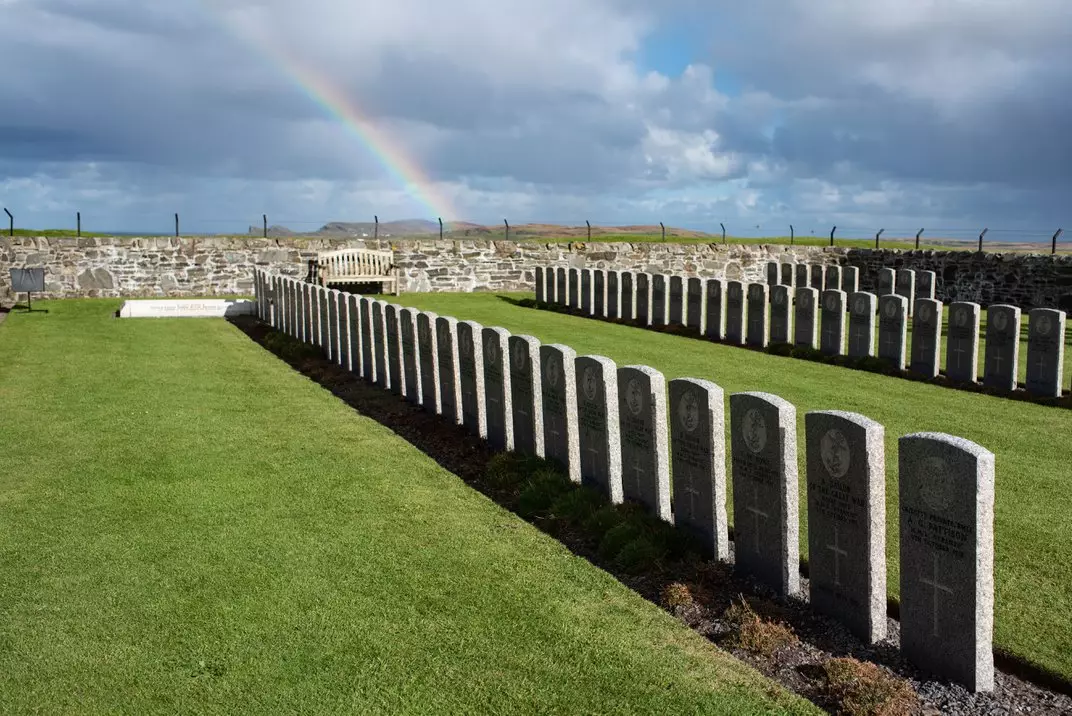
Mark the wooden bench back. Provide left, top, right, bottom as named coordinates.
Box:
left=318, top=248, right=395, bottom=278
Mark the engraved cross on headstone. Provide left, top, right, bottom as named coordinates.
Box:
left=920, top=554, right=954, bottom=637
left=681, top=469, right=702, bottom=518
left=630, top=458, right=645, bottom=494
left=826, top=524, right=849, bottom=586
left=746, top=482, right=769, bottom=554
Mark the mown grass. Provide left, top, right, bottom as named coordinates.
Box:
left=0, top=300, right=818, bottom=715
left=385, top=291, right=1072, bottom=683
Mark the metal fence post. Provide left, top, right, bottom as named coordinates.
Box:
left=77, top=212, right=81, bottom=237
left=978, top=228, right=988, bottom=252
left=829, top=225, right=837, bottom=247
left=586, top=220, right=591, bottom=242
left=660, top=222, right=665, bottom=241
left=916, top=228, right=924, bottom=249
left=720, top=222, right=726, bottom=244
left=175, top=213, right=179, bottom=237
left=875, top=228, right=884, bottom=249
left=504, top=219, right=509, bottom=241
left=263, top=214, right=268, bottom=238
left=4, top=208, right=12, bottom=236
left=1052, top=229, right=1063, bottom=255
left=789, top=224, right=794, bottom=245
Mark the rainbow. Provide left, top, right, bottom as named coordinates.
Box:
left=199, top=2, right=457, bottom=221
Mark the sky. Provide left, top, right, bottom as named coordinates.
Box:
left=1, top=0, right=1071, bottom=239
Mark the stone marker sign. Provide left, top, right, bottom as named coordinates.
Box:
left=117, top=298, right=256, bottom=318
left=1025, top=308, right=1066, bottom=398
left=456, top=320, right=487, bottom=438
left=417, top=311, right=441, bottom=413
left=806, top=410, right=887, bottom=644
left=946, top=302, right=981, bottom=383
left=541, top=344, right=581, bottom=484
left=482, top=327, right=514, bottom=451
left=618, top=366, right=671, bottom=521
left=983, top=305, right=1021, bottom=391
left=576, top=355, right=623, bottom=503
left=509, top=335, right=543, bottom=457
left=910, top=299, right=943, bottom=379
left=899, top=432, right=995, bottom=693
left=669, top=378, right=729, bottom=560
left=877, top=294, right=909, bottom=369
left=436, top=316, right=463, bottom=425
left=794, top=287, right=819, bottom=350
left=730, top=392, right=800, bottom=597
left=820, top=290, right=847, bottom=356
left=725, top=281, right=746, bottom=345
left=770, top=285, right=793, bottom=344
left=848, top=292, right=877, bottom=358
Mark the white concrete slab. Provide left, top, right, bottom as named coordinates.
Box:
left=118, top=299, right=256, bottom=318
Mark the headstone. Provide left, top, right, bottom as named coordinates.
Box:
left=581, top=269, right=594, bottom=316
left=770, top=285, right=793, bottom=344
left=725, top=281, right=746, bottom=345
left=544, top=266, right=555, bottom=303
left=825, top=266, right=843, bottom=291
left=594, top=269, right=607, bottom=317
left=669, top=275, right=685, bottom=326
left=569, top=268, right=581, bottom=310
left=820, top=290, right=847, bottom=356
left=652, top=274, right=670, bottom=326
left=417, top=311, right=441, bottom=413
left=621, top=271, right=636, bottom=320
left=337, top=291, right=351, bottom=369
left=899, top=432, right=995, bottom=693
left=766, top=262, right=779, bottom=286
left=635, top=272, right=652, bottom=326
left=780, top=263, right=795, bottom=287
left=746, top=283, right=769, bottom=348
left=557, top=267, right=569, bottom=306
left=456, top=320, right=487, bottom=438
left=946, top=302, right=981, bottom=383
left=617, top=366, right=671, bottom=521
left=810, top=264, right=826, bottom=290
left=686, top=277, right=705, bottom=333
left=385, top=304, right=404, bottom=396
left=400, top=307, right=422, bottom=404
left=910, top=299, right=943, bottom=379
left=541, top=344, right=581, bottom=484
left=730, top=392, right=800, bottom=597
left=795, top=264, right=809, bottom=289
left=983, top=305, right=1021, bottom=391
left=877, top=294, right=909, bottom=369
left=917, top=270, right=937, bottom=301
left=361, top=298, right=377, bottom=383
left=372, top=301, right=389, bottom=389
left=896, top=269, right=916, bottom=317
left=704, top=279, right=724, bottom=340
left=509, top=335, right=543, bottom=457
left=607, top=271, right=621, bottom=319
left=436, top=316, right=463, bottom=425
left=847, top=292, right=877, bottom=358
left=877, top=268, right=895, bottom=296
left=305, top=284, right=316, bottom=344
left=346, top=294, right=362, bottom=376
left=576, top=355, right=623, bottom=503
left=1025, top=308, right=1066, bottom=398
left=805, top=410, right=887, bottom=644
left=668, top=378, right=729, bottom=560
left=318, top=288, right=330, bottom=354
left=794, top=287, right=819, bottom=350
left=842, top=266, right=860, bottom=294
left=329, top=290, right=343, bottom=364
left=482, top=327, right=514, bottom=451
left=535, top=267, right=546, bottom=303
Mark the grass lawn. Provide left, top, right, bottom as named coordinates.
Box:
left=384, top=291, right=1072, bottom=684
left=0, top=300, right=817, bottom=715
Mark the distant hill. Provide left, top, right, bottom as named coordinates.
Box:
left=249, top=220, right=712, bottom=240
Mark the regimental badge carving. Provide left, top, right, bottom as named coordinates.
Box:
left=1036, top=314, right=1053, bottom=337
left=993, top=310, right=1008, bottom=332
left=743, top=408, right=768, bottom=454
left=821, top=428, right=851, bottom=479
left=626, top=378, right=645, bottom=416
left=547, top=356, right=561, bottom=388
left=919, top=456, right=954, bottom=513
left=678, top=391, right=700, bottom=432
left=583, top=366, right=599, bottom=401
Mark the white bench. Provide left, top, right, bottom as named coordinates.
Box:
left=315, top=248, right=400, bottom=295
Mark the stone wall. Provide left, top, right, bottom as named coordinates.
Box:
left=2, top=235, right=1069, bottom=310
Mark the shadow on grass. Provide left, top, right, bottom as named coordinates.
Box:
left=228, top=315, right=1072, bottom=709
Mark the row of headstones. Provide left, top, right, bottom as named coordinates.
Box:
left=256, top=268, right=996, bottom=693
left=535, top=266, right=1068, bottom=398
left=763, top=262, right=934, bottom=316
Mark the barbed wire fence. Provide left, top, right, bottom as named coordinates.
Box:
left=1, top=207, right=1067, bottom=254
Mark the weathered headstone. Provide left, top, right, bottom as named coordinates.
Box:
left=910, top=299, right=943, bottom=379
left=1025, top=308, right=1066, bottom=398
left=847, top=292, right=877, bottom=358
left=544, top=266, right=555, bottom=303
left=766, top=262, right=779, bottom=286
left=825, top=266, right=843, bottom=291
left=347, top=294, right=362, bottom=376
left=810, top=264, right=826, bottom=291
left=946, top=302, right=981, bottom=383
left=318, top=288, right=330, bottom=355
left=668, top=378, right=729, bottom=560
left=705, top=279, right=724, bottom=340
left=669, top=275, right=685, bottom=326
left=606, top=270, right=621, bottom=319
left=385, top=304, right=405, bottom=396
left=581, top=269, right=594, bottom=316
left=417, top=311, right=441, bottom=413
left=482, top=327, right=514, bottom=451
left=686, top=277, right=705, bottom=333
left=305, top=284, right=316, bottom=345
left=576, top=355, right=623, bottom=503
left=621, top=271, right=636, bottom=320
left=541, top=344, right=581, bottom=484
left=569, top=268, right=581, bottom=310
left=535, top=266, right=546, bottom=303
left=652, top=274, right=670, bottom=326
left=770, top=285, right=793, bottom=344
left=917, top=270, right=937, bottom=301
left=805, top=410, right=887, bottom=644
left=336, top=291, right=351, bottom=369
left=794, top=287, right=819, bottom=350
left=795, top=264, right=809, bottom=290
left=635, top=272, right=652, bottom=326
left=436, top=316, right=463, bottom=425
left=456, top=320, right=487, bottom=438
left=983, top=305, right=1021, bottom=391
left=361, top=297, right=377, bottom=383
left=820, top=290, right=847, bottom=356
left=372, top=301, right=389, bottom=389
left=594, top=269, right=607, bottom=317
left=896, top=269, right=916, bottom=317
left=509, top=334, right=543, bottom=457
left=780, top=263, right=795, bottom=287
left=878, top=294, right=909, bottom=369
left=400, top=307, right=422, bottom=404
left=725, top=281, right=747, bottom=345
left=877, top=268, right=895, bottom=296
left=557, top=267, right=569, bottom=306
left=730, top=392, right=800, bottom=597
left=330, top=290, right=344, bottom=364
left=618, top=366, right=671, bottom=521
left=842, top=266, right=860, bottom=294
left=899, top=432, right=995, bottom=692
left=746, top=283, right=769, bottom=348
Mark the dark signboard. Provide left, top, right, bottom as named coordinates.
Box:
left=10, top=268, right=45, bottom=293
